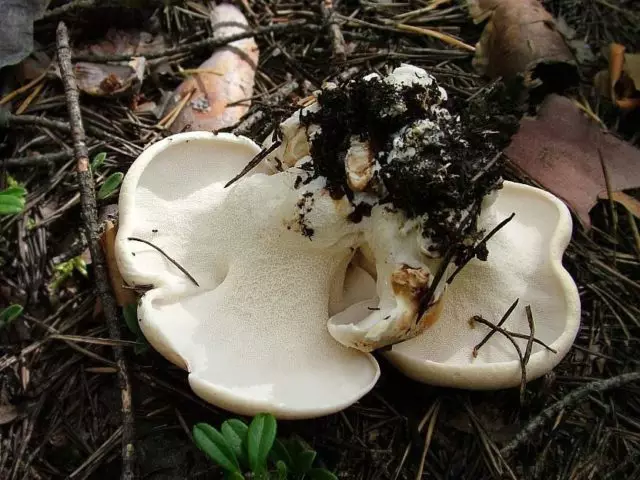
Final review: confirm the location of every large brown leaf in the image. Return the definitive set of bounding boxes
[468,0,579,94]
[504,94,640,228]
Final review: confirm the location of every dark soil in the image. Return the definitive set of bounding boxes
[1,1,639,479]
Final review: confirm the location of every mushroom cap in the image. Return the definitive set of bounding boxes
[382,180,581,389]
[115,132,380,419]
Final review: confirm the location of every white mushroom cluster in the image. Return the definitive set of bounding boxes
[114,64,581,419]
[260,65,500,351]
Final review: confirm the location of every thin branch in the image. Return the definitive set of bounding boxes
[2,151,73,167]
[447,212,515,284]
[471,152,502,184]
[501,371,640,457]
[72,21,313,62]
[224,140,282,188]
[470,314,527,404]
[472,298,519,357]
[232,82,300,136]
[56,22,136,480]
[320,0,347,60]
[524,305,535,365]
[127,237,199,287]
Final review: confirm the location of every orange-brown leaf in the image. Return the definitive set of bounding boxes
[609,43,626,100]
[99,220,136,307]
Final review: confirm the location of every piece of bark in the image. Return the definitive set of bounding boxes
[468,0,578,92]
[505,94,640,228]
[167,3,259,133]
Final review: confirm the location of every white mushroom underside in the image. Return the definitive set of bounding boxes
[384,181,580,389]
[115,133,380,419]
[115,131,580,419]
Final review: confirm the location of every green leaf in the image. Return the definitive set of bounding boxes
[1,186,26,197]
[72,256,88,277]
[224,472,245,480]
[294,450,316,474]
[122,303,140,337]
[91,152,107,171]
[276,460,288,480]
[97,172,124,200]
[193,423,240,473]
[269,439,293,468]
[247,413,277,473]
[307,469,338,480]
[0,304,23,326]
[222,419,249,468]
[0,193,25,215]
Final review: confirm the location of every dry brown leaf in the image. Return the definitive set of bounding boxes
[609,43,626,99]
[599,191,640,220]
[468,0,578,91]
[595,43,640,111]
[505,94,640,228]
[99,220,136,307]
[73,58,145,97]
[0,404,19,425]
[167,3,259,133]
[77,29,167,58]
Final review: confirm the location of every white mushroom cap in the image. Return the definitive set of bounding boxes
[115,132,380,419]
[376,181,580,389]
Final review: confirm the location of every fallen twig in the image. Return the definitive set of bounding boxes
[127,237,199,287]
[447,212,516,284]
[501,371,640,457]
[2,151,73,167]
[224,140,282,188]
[470,311,527,404]
[232,81,300,136]
[473,298,519,357]
[320,0,347,60]
[56,22,136,480]
[524,305,535,365]
[72,21,313,62]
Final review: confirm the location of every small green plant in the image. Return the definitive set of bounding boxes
[91,152,123,200]
[90,152,107,172]
[0,185,26,215]
[0,304,23,330]
[97,172,124,200]
[193,413,338,480]
[49,256,88,294]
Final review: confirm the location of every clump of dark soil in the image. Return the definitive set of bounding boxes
[299,71,523,257]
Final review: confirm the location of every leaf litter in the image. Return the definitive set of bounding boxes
[0,0,639,479]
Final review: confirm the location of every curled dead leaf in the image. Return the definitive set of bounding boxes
[468,0,578,94]
[595,43,640,111]
[0,404,20,425]
[167,3,259,133]
[73,58,145,97]
[77,29,167,59]
[505,94,640,228]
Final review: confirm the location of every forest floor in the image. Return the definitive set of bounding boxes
[1,0,640,479]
